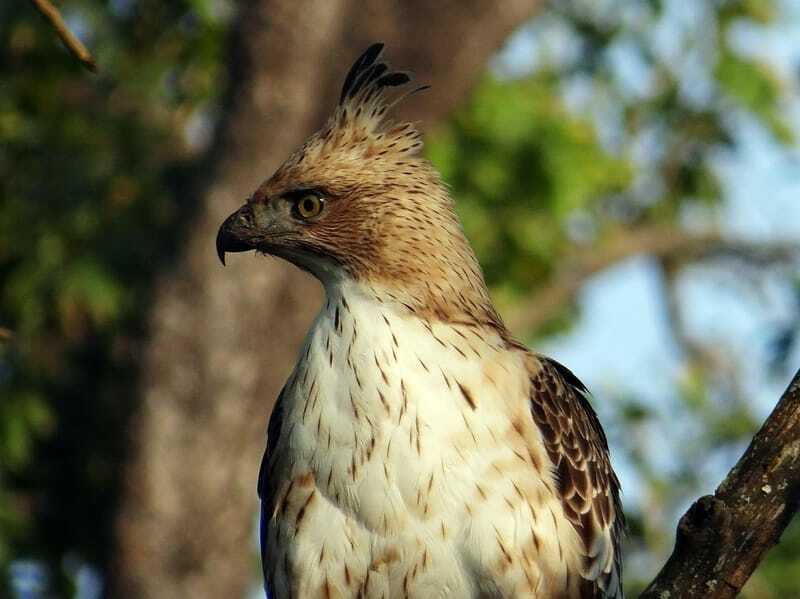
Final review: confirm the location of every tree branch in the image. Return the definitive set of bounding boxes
[507,225,800,334]
[29,0,97,72]
[640,368,800,598]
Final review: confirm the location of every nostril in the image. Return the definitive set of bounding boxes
[236,205,254,225]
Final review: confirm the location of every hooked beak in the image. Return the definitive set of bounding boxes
[216,205,256,266]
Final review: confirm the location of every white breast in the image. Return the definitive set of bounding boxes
[264,281,585,598]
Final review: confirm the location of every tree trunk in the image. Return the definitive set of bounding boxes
[111,2,541,597]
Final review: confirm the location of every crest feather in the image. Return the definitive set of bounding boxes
[339,43,416,107]
[314,43,429,159]
[337,44,426,122]
[339,42,385,104]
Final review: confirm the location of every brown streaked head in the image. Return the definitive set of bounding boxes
[216,43,502,327]
[216,43,428,277]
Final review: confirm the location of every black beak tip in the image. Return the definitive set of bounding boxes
[216,227,228,266]
[217,231,225,266]
[216,208,256,266]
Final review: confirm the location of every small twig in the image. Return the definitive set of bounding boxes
[29,0,98,72]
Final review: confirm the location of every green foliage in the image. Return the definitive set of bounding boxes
[0,0,226,590]
[715,48,793,143]
[427,73,631,306]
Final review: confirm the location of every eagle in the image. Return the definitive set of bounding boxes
[217,43,624,599]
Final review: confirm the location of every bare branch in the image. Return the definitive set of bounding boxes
[640,368,800,598]
[507,225,799,334]
[29,0,97,72]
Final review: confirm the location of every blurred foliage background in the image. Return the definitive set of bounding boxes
[1,0,799,596]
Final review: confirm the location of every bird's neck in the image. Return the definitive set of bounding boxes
[292,277,509,428]
[323,181,506,331]
[295,276,514,425]
[326,264,505,334]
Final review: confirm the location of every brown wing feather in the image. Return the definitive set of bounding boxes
[529,356,624,598]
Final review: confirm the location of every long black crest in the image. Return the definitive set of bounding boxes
[339,42,412,105]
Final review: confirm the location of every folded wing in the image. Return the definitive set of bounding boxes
[528,357,624,598]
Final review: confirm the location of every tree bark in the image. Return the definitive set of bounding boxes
[111,2,541,597]
[640,369,800,598]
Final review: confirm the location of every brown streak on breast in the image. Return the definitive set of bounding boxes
[440,368,452,390]
[460,412,478,447]
[344,564,352,587]
[370,546,400,570]
[295,489,316,531]
[456,381,477,410]
[512,448,528,463]
[475,482,488,501]
[374,354,390,385]
[274,478,296,518]
[494,527,513,566]
[378,389,390,415]
[528,447,543,473]
[349,389,360,420]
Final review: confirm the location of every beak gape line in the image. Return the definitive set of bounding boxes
[216,207,255,266]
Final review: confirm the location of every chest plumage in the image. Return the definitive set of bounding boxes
[259,284,603,598]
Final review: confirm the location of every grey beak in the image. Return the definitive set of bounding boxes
[216,207,255,266]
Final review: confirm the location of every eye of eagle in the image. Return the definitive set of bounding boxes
[293,192,325,220]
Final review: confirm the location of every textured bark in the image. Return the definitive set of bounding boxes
[111,1,541,597]
[640,369,800,598]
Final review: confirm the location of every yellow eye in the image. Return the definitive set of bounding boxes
[295,194,324,219]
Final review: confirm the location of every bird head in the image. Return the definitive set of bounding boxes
[217,43,500,325]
